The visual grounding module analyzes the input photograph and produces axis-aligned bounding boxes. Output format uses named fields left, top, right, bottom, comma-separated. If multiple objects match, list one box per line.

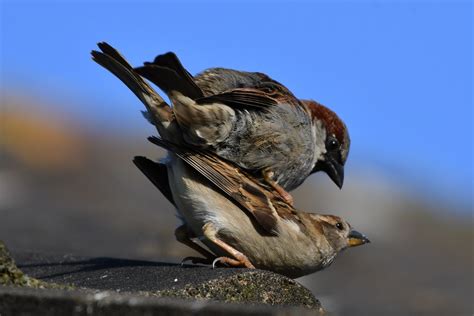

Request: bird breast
left=214, top=103, right=318, bottom=191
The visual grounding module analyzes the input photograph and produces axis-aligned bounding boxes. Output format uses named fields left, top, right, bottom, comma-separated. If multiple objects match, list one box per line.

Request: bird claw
left=181, top=256, right=239, bottom=269
left=279, top=190, right=294, bottom=206
left=181, top=256, right=214, bottom=266
left=262, top=169, right=294, bottom=206
left=212, top=257, right=221, bottom=269
left=212, top=256, right=255, bottom=269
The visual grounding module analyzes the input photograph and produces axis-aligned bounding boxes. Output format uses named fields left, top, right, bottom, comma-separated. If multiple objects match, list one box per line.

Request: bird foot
left=277, top=189, right=294, bottom=206
left=181, top=256, right=215, bottom=266
left=262, top=169, right=294, bottom=205
left=212, top=256, right=255, bottom=269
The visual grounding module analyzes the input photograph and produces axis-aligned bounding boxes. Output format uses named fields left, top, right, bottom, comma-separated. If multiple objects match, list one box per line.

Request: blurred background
left=1, top=1, right=472, bottom=314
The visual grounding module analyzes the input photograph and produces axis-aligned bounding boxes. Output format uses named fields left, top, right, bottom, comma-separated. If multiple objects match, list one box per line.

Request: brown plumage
left=92, top=43, right=363, bottom=277
left=138, top=136, right=369, bottom=278
left=92, top=43, right=351, bottom=203
left=138, top=47, right=350, bottom=195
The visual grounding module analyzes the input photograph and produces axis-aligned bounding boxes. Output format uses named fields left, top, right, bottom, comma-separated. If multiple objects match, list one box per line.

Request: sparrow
left=133, top=136, right=369, bottom=278
left=92, top=43, right=350, bottom=205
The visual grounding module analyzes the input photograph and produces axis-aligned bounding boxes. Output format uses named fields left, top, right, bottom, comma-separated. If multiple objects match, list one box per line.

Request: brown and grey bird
left=91, top=42, right=350, bottom=205
left=133, top=136, right=368, bottom=278
left=91, top=43, right=365, bottom=277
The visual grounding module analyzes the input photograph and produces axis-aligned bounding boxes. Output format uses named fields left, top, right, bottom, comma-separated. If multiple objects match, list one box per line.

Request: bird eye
left=327, top=137, right=339, bottom=151
left=335, top=222, right=344, bottom=230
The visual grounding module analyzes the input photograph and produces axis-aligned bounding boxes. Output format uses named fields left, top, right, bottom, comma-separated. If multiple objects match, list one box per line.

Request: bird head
left=311, top=214, right=370, bottom=253
left=302, top=100, right=350, bottom=189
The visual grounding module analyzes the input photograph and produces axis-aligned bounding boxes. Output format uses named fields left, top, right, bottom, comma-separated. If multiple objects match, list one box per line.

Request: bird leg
left=202, top=222, right=255, bottom=269
left=175, top=225, right=216, bottom=264
left=262, top=169, right=294, bottom=206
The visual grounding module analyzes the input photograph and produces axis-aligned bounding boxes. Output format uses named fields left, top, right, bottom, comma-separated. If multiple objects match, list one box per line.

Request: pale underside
left=166, top=155, right=335, bottom=278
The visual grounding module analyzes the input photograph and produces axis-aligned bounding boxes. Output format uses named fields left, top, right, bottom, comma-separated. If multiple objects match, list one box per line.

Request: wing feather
left=147, top=136, right=294, bottom=234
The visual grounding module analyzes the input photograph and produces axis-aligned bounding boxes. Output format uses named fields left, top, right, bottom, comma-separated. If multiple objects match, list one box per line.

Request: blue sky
left=1, top=1, right=472, bottom=210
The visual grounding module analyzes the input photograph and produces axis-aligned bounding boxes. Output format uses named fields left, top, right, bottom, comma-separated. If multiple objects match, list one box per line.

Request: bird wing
left=195, top=88, right=279, bottom=110
left=194, top=81, right=302, bottom=111
left=148, top=136, right=299, bottom=235
left=135, top=50, right=302, bottom=112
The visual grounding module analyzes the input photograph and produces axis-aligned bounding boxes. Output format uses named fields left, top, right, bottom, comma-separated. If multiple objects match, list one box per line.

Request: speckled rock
left=0, top=241, right=66, bottom=289
left=156, top=270, right=318, bottom=308
left=0, top=241, right=324, bottom=314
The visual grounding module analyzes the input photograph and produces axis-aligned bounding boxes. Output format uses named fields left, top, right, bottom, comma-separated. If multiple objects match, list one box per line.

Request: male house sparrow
left=133, top=136, right=369, bottom=278
left=92, top=43, right=350, bottom=205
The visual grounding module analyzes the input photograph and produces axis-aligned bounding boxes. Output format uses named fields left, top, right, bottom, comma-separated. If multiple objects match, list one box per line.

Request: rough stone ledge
left=0, top=286, right=320, bottom=316
left=1, top=242, right=324, bottom=315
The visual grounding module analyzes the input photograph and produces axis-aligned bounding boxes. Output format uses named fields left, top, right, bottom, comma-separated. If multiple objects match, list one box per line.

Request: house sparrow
left=133, top=136, right=369, bottom=278
left=92, top=43, right=350, bottom=205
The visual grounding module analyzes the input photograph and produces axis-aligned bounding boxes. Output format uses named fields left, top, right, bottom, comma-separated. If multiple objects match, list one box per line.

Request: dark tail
left=135, top=52, right=204, bottom=100
left=133, top=156, right=175, bottom=206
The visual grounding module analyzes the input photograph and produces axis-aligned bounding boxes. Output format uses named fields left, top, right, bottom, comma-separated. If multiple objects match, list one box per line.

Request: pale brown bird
left=133, top=137, right=369, bottom=278
left=92, top=42, right=350, bottom=205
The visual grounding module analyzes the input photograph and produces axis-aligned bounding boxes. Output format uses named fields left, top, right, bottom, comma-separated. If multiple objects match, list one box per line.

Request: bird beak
left=347, top=230, right=370, bottom=247
left=313, top=155, right=344, bottom=189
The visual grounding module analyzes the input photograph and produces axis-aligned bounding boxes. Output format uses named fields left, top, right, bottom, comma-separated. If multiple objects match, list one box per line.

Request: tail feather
left=153, top=52, right=201, bottom=95
left=91, top=42, right=173, bottom=135
left=133, top=156, right=175, bottom=206
left=135, top=52, right=204, bottom=100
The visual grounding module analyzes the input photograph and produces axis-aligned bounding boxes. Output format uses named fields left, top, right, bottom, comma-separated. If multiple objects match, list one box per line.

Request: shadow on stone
left=1, top=241, right=324, bottom=314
